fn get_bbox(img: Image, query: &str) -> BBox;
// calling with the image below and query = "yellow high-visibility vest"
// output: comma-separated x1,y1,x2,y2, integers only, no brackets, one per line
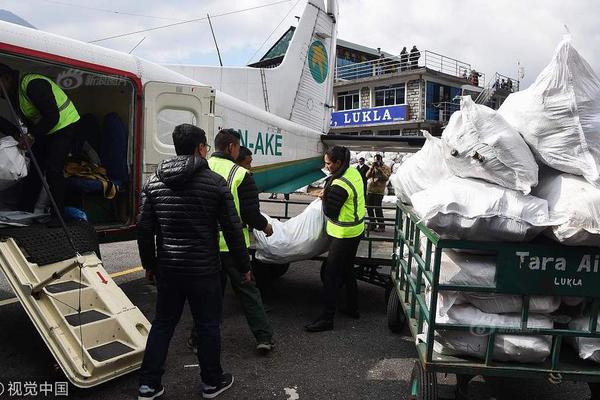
325,167,365,239
18,74,80,135
208,156,250,252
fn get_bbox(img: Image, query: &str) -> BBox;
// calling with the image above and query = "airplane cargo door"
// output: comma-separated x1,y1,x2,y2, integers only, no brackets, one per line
143,82,215,178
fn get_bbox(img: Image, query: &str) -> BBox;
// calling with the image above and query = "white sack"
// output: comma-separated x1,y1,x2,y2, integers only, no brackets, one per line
389,131,452,204
568,314,600,364
443,96,538,194
434,304,553,363
411,176,553,242
499,37,600,187
461,292,560,315
0,136,28,191
254,199,330,264
424,249,497,315
533,171,600,246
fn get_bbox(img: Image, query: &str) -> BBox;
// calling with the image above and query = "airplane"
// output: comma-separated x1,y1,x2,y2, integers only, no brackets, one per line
0,0,338,241
0,0,338,388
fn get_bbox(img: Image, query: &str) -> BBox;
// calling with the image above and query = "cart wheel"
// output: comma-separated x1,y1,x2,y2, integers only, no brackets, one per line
409,360,438,400
589,382,600,400
387,286,406,333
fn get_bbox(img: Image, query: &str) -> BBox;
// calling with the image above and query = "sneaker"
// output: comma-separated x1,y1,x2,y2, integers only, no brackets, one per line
256,341,275,355
138,384,164,400
202,373,234,399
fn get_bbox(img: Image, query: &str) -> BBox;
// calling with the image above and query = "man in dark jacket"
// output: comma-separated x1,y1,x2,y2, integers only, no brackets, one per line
137,124,249,400
206,128,275,354
356,157,369,195
0,64,80,222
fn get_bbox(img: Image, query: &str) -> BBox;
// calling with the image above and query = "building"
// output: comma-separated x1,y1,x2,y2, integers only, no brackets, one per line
250,27,519,138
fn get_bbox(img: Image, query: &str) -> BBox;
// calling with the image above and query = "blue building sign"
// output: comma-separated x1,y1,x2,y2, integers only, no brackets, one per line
330,105,407,128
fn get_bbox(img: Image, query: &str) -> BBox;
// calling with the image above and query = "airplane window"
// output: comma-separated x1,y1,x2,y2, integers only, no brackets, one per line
157,109,197,145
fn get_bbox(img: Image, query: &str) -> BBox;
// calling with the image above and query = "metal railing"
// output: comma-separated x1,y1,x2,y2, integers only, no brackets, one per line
431,101,460,123
475,72,520,106
335,50,485,86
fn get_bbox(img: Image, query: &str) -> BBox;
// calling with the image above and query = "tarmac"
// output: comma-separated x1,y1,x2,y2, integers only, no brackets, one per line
0,194,595,399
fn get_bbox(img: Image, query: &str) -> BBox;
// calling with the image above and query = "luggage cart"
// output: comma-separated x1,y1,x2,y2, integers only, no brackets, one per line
387,202,600,400
254,198,397,294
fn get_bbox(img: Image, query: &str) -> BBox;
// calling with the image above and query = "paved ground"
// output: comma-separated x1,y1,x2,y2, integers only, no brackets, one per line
0,194,595,399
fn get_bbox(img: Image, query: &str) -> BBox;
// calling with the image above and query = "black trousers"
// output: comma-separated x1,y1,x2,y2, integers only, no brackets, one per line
139,272,223,387
366,193,384,227
20,123,77,213
322,235,361,318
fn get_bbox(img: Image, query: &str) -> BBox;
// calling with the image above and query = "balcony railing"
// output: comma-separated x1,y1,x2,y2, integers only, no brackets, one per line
335,50,485,87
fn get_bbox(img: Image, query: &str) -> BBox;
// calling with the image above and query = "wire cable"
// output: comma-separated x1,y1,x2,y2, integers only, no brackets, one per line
89,0,293,44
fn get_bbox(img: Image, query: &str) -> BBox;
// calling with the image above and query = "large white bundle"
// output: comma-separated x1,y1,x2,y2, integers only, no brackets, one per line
461,292,560,315
254,199,330,264
443,96,538,194
0,136,28,191
568,315,600,364
411,176,553,242
499,37,600,187
434,304,553,363
426,250,558,315
389,131,452,204
533,171,600,246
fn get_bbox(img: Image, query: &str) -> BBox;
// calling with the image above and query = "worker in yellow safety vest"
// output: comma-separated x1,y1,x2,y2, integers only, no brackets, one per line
0,63,80,223
305,145,365,332
188,128,275,355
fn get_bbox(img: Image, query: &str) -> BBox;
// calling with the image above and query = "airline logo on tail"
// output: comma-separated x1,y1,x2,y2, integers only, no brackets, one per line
308,40,328,84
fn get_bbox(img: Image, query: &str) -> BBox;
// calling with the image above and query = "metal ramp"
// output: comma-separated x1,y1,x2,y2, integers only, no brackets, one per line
0,236,150,388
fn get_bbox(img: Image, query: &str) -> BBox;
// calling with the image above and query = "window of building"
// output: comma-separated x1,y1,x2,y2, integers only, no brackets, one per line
336,90,360,111
425,82,461,121
374,84,406,107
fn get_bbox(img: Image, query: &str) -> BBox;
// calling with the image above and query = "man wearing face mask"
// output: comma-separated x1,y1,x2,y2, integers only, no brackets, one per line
204,128,275,354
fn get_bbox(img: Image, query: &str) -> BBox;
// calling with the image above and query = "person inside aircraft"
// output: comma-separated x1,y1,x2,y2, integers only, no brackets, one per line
0,63,80,225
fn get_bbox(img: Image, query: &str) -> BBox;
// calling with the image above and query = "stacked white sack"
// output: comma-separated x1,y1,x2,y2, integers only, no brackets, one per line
389,131,452,204
433,304,553,363
254,199,330,264
442,96,538,194
0,136,28,191
423,248,559,316
410,176,554,242
568,314,600,364
533,171,600,246
499,37,600,187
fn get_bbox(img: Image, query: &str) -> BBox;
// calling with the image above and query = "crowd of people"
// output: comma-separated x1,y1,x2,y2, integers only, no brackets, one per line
135,124,381,399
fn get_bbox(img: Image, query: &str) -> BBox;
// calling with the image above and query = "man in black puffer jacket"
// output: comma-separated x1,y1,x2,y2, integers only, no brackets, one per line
137,124,247,400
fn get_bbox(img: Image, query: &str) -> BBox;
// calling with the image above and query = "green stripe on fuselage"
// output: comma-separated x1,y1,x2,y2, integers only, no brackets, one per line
252,156,324,193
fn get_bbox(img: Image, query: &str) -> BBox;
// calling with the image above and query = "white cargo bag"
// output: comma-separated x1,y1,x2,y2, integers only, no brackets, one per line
461,292,560,315
411,176,554,242
0,136,28,190
443,96,538,194
499,37,600,187
568,315,600,364
533,171,600,246
434,304,553,363
389,131,452,204
254,199,330,264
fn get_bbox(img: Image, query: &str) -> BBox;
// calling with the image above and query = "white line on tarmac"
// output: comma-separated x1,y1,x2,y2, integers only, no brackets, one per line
184,364,199,368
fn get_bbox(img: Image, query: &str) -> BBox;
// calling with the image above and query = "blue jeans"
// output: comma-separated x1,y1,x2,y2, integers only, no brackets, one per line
139,272,223,386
